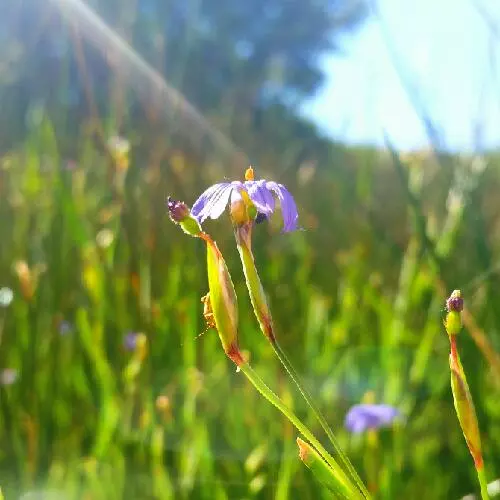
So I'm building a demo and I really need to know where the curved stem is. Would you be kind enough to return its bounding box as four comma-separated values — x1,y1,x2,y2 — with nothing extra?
273,341,370,499
234,228,369,498
239,362,365,500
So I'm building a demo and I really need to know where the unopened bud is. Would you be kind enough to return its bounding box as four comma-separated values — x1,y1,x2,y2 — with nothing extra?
450,356,483,468
446,289,464,313
297,438,356,498
167,197,202,236
234,226,275,343
204,234,243,365
167,197,189,222
445,290,463,336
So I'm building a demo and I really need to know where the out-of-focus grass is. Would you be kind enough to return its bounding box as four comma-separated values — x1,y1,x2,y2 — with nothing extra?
2,4,500,499
1,117,500,500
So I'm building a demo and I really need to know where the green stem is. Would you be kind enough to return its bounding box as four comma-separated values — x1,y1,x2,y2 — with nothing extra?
235,228,369,498
273,341,370,499
238,362,365,500
477,466,490,500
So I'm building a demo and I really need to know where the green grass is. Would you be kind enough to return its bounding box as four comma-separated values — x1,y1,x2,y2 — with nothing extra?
0,118,499,499
2,6,500,494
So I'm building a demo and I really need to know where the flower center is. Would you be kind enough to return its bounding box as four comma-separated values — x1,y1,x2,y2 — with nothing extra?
244,166,254,181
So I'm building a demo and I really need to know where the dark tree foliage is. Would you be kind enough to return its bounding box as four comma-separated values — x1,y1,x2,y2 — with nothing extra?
0,0,366,156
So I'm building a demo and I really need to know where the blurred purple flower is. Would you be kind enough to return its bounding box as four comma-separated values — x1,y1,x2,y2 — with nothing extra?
1,368,18,386
191,172,299,232
58,321,73,336
345,404,399,433
123,332,138,351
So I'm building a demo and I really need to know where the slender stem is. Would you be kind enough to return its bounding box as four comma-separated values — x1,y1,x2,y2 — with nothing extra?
273,341,370,500
238,362,365,500
477,465,490,500
235,228,369,498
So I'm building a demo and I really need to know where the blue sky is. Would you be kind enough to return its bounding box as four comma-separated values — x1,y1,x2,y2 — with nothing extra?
304,0,500,152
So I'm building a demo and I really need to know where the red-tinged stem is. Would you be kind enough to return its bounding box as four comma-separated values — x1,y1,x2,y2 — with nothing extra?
227,342,245,366
450,334,459,367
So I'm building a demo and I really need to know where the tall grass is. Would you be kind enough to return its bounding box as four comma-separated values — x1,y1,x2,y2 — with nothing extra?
2,3,500,499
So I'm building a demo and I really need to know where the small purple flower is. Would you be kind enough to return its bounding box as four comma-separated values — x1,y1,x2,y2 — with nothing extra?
58,321,73,336
123,332,138,351
1,368,18,386
190,167,299,232
345,404,399,433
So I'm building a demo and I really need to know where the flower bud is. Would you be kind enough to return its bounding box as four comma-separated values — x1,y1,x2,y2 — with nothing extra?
167,197,189,222
297,438,357,498
203,234,244,365
445,289,463,336
234,226,275,343
446,289,464,313
450,354,483,468
167,197,202,236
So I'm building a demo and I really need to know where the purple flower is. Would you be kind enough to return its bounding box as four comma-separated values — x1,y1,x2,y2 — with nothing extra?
58,321,73,336
190,168,299,232
345,404,399,433
123,332,138,351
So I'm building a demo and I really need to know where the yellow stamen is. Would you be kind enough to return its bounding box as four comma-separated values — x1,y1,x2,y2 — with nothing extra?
245,166,254,181
241,190,251,205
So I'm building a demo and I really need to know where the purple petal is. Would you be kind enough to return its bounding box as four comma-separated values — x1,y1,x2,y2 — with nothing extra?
345,404,399,433
265,181,299,232
123,332,138,351
191,183,234,223
245,180,275,216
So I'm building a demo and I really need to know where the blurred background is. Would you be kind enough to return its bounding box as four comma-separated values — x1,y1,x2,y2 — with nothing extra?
1,0,500,498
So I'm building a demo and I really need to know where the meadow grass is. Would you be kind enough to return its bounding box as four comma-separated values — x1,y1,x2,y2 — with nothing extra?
1,118,499,499
1,3,500,496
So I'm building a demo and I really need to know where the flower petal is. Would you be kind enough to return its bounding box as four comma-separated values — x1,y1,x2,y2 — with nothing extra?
245,180,275,216
345,404,399,433
191,183,234,223
265,181,299,232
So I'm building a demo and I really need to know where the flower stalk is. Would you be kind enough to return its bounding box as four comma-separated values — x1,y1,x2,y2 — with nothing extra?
168,175,368,498
234,219,369,499
238,361,364,500
445,290,489,500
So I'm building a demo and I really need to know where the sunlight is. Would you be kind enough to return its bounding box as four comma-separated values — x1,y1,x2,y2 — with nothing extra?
48,0,246,164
